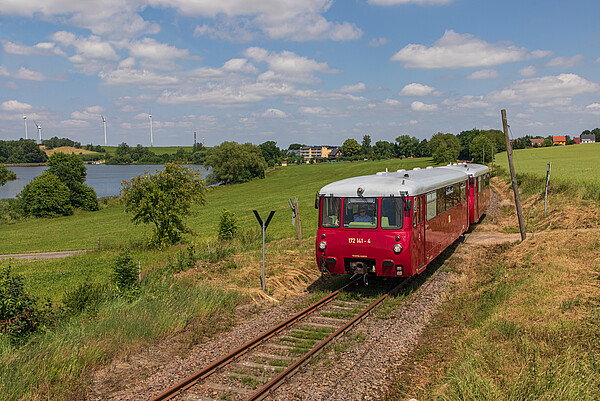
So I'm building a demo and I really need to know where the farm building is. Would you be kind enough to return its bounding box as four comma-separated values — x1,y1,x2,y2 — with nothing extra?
553,136,566,146
580,133,596,143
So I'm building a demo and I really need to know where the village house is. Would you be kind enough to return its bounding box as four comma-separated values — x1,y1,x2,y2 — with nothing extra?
580,133,596,143
552,135,566,146
531,138,544,147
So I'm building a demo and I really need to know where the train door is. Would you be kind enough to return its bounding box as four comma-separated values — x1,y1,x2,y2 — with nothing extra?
471,176,478,222
412,195,425,271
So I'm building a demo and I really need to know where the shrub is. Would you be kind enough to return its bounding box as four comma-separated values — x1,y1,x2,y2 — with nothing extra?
62,282,107,315
69,182,99,211
18,172,73,217
0,262,54,341
218,209,238,240
0,164,16,186
111,250,139,295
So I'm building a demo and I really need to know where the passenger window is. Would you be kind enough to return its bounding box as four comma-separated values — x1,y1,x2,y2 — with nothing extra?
381,198,403,229
460,181,466,202
426,191,436,221
321,197,341,228
413,197,421,227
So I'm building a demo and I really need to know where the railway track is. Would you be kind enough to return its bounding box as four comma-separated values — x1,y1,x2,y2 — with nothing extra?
148,277,410,401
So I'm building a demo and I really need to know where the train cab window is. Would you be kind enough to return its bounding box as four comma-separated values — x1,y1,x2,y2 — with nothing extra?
343,198,377,229
460,181,467,203
478,176,483,193
381,198,403,229
321,197,341,228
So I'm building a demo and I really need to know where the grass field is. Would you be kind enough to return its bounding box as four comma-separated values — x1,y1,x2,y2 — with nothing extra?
495,142,600,182
0,158,430,254
2,154,600,400
103,145,194,156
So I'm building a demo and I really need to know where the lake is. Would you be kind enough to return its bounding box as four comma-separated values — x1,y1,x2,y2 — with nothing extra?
0,164,208,199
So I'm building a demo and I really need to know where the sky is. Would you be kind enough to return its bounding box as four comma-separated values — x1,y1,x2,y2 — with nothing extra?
0,0,599,148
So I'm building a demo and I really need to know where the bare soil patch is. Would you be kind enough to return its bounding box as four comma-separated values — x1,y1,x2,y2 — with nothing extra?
41,146,100,155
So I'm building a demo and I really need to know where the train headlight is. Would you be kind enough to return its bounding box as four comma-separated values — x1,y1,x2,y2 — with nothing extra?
393,244,402,254
319,241,327,251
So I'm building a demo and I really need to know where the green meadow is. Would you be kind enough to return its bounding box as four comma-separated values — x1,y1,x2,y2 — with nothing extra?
1,158,429,255
495,142,600,182
103,145,194,156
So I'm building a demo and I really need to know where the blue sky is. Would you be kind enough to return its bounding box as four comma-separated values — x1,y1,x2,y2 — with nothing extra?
0,0,599,148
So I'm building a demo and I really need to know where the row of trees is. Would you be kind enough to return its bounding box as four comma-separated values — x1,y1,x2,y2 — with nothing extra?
0,139,47,164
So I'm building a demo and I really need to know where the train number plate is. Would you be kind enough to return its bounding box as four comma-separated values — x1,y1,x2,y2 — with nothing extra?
348,237,371,244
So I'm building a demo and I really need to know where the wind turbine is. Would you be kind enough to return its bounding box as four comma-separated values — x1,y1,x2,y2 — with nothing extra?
33,120,42,144
24,115,28,140
148,113,153,147
101,115,107,146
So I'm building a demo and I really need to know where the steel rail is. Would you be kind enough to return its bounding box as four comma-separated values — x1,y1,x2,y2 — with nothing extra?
148,278,360,401
245,278,410,401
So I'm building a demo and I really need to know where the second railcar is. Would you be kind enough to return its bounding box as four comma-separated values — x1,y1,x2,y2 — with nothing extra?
316,164,489,280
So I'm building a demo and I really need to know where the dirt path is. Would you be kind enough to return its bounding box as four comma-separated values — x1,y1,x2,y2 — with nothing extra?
0,249,93,260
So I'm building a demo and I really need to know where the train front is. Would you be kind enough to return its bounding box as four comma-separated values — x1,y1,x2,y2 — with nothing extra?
315,173,414,280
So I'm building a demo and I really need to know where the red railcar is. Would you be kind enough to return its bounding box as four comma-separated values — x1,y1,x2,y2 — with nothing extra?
441,163,490,224
315,163,490,280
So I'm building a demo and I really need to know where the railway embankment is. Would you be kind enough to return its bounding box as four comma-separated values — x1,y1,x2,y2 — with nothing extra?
385,177,600,400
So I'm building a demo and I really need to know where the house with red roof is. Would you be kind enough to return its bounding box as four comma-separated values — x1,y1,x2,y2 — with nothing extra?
553,136,566,146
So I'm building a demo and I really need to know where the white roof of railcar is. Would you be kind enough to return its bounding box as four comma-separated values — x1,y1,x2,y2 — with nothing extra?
440,163,489,177
318,166,470,198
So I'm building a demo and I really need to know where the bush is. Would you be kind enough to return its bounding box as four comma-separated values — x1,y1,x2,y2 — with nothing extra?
0,164,16,186
0,263,54,341
111,250,139,295
69,182,99,211
218,209,238,240
18,172,73,217
62,282,107,316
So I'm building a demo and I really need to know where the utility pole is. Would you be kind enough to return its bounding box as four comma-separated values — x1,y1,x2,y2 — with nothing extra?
501,109,526,241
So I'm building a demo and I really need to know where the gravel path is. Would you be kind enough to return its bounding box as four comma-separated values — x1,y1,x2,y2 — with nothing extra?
0,249,93,259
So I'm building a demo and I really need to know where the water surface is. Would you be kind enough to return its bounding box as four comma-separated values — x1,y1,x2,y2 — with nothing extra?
0,164,207,199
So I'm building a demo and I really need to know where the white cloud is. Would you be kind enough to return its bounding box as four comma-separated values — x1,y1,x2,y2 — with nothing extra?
519,66,537,77
60,119,89,128
585,103,600,113
368,37,389,47
99,68,180,86
128,38,189,60
489,74,600,103
157,81,294,106
2,40,65,56
261,108,288,118
338,82,366,93
1,100,32,111
71,106,105,120
442,96,488,109
411,101,437,111
467,69,499,80
245,47,336,84
391,30,549,69
0,67,9,77
384,99,401,106
52,31,119,60
222,58,258,74
400,83,435,96
546,55,585,68
14,67,47,81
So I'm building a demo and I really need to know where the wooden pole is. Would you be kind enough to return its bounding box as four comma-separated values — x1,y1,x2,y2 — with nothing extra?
501,109,526,241
294,198,302,246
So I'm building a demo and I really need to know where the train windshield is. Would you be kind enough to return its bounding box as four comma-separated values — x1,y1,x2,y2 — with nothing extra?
321,197,341,228
343,198,377,229
381,198,403,229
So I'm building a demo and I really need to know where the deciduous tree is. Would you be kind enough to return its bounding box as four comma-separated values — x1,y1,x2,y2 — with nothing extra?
0,164,16,186
428,133,461,164
341,138,361,158
47,152,98,211
205,141,266,185
121,163,206,247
